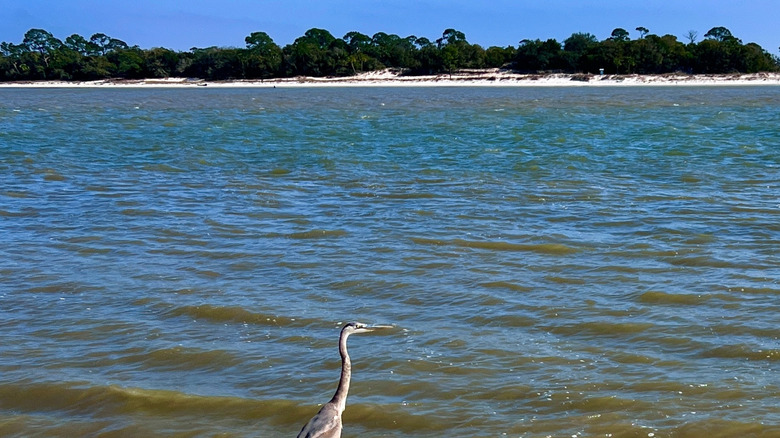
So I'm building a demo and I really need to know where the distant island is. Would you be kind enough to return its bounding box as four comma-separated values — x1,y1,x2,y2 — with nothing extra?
1,26,778,83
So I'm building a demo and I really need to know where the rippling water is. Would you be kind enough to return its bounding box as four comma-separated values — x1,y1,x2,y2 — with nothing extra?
1,86,779,437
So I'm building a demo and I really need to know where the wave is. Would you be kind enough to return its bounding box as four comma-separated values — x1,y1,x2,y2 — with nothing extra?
95,346,245,372
411,237,578,254
0,208,38,217
163,304,319,328
0,380,444,435
546,321,654,337
478,281,532,292
286,229,348,239
0,380,299,425
638,290,711,305
701,344,780,361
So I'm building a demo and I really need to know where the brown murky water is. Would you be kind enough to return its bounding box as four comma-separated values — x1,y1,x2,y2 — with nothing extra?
1,87,779,437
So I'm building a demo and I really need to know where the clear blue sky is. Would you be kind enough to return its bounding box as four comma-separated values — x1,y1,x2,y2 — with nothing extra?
1,0,778,52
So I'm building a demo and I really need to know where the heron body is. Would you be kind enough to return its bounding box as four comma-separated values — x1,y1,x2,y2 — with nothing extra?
296,322,391,438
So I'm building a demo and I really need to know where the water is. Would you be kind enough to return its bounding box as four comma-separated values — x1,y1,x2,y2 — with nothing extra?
1,86,779,437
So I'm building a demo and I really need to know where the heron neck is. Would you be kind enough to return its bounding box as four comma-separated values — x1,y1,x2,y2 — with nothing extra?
330,331,351,413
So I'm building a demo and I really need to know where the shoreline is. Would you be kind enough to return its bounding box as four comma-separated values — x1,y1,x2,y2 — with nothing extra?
2,69,780,88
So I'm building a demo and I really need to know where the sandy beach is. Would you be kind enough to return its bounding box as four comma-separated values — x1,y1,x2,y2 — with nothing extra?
2,69,780,88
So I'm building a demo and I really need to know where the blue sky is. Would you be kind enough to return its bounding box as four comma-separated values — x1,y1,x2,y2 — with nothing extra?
1,0,778,52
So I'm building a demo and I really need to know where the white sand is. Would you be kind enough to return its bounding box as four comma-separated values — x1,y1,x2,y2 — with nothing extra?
2,69,780,88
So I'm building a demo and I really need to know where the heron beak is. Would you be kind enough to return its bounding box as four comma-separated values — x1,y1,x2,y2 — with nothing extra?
353,324,394,334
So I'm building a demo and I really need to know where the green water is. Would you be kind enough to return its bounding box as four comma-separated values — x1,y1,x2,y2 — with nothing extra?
1,86,779,437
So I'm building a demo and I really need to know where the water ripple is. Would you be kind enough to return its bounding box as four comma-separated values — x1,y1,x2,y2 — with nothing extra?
2,87,780,436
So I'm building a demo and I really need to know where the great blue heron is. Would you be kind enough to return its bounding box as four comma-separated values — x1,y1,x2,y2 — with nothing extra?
296,322,392,438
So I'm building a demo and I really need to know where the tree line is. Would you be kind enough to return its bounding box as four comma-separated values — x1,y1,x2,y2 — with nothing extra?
1,26,777,82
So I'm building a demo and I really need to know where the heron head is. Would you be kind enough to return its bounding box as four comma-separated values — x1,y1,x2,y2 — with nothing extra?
342,322,394,335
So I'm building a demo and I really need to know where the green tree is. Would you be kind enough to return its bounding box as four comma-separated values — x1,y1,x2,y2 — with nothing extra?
186,47,243,79
108,47,146,78
0,41,27,78
704,26,735,42
90,33,128,56
23,28,62,70
343,31,372,53
283,28,341,76
437,28,466,47
655,34,691,72
440,45,460,75
243,31,282,78
586,39,626,73
563,32,597,72
631,36,664,73
2,25,778,82
414,37,433,49
610,28,630,42
0,52,9,79
144,47,180,77
515,38,563,72
64,34,97,56
76,55,114,79
303,28,336,48
342,31,381,74
485,46,515,68
326,38,352,75
435,28,476,75
694,37,739,73
47,44,83,80
412,38,441,74
367,32,416,68
738,43,777,72
58,33,115,80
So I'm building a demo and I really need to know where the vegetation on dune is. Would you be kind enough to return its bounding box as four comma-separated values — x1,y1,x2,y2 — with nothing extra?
1,26,777,82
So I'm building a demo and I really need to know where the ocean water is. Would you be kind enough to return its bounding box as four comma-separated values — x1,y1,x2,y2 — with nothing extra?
1,86,779,437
